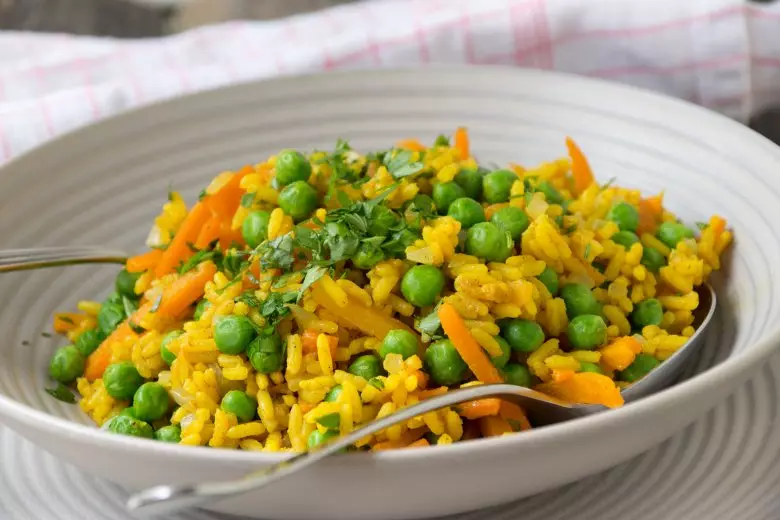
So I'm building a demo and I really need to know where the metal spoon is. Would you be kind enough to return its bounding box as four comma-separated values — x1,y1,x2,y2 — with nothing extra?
0,247,715,515
127,284,716,516
0,246,127,272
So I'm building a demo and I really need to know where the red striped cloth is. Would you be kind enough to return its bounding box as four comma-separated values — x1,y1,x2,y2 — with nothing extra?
0,0,778,162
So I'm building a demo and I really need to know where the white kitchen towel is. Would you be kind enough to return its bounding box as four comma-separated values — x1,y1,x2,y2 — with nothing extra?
0,0,779,163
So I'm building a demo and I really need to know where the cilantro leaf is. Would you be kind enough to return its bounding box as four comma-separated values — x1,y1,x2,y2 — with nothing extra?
416,305,443,337
236,291,261,308
121,295,138,318
240,192,256,208
258,234,295,271
298,265,328,301
434,135,450,147
384,149,424,179
696,221,708,230
46,383,76,404
179,249,220,274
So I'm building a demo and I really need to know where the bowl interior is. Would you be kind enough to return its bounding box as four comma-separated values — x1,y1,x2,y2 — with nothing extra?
0,67,777,434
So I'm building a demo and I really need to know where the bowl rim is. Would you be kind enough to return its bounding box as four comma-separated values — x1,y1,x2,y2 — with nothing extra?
0,64,778,465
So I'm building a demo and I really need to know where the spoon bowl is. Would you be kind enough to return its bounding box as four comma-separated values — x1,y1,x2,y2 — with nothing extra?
126,284,717,515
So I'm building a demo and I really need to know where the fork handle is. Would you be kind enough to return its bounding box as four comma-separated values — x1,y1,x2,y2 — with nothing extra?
0,247,128,273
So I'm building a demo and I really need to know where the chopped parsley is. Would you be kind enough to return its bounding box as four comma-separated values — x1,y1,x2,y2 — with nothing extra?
46,383,76,403
384,149,424,179
240,192,256,208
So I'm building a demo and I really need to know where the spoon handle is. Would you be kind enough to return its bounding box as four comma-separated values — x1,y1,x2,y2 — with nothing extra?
0,247,127,273
126,384,575,516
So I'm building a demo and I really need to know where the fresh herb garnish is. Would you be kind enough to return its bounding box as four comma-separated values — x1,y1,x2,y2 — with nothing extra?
298,265,329,301
41,332,52,338
384,149,424,179
240,192,256,208
178,249,220,274
584,243,592,260
259,291,298,328
121,295,138,318
46,383,76,403
58,316,74,325
368,377,385,390
150,293,163,313
198,189,208,200
416,305,443,338
258,234,295,271
696,221,708,230
601,177,617,190
236,291,261,308
434,135,450,147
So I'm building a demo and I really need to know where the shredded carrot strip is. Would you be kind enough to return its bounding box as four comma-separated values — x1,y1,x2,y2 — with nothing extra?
600,336,642,371
416,387,449,400
458,398,502,420
194,214,222,250
396,138,427,152
637,192,664,235
205,165,253,219
479,416,513,437
499,402,531,431
301,329,338,354
535,372,624,408
454,127,469,159
710,215,726,237
551,369,576,383
218,219,245,250
438,302,503,384
85,301,153,380
156,260,217,318
565,137,595,195
484,203,509,220
52,313,85,334
154,201,211,278
407,438,430,448
126,249,163,274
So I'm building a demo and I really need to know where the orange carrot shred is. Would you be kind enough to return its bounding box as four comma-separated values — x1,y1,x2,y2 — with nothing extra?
407,438,430,448
454,127,469,159
551,369,576,383
458,398,502,420
52,313,83,334
710,215,726,237
499,402,531,431
126,249,163,274
565,137,595,195
396,138,427,152
637,192,664,235
156,260,217,318
301,329,338,355
194,214,222,250
479,416,513,437
85,300,154,380
154,201,211,278
438,302,503,384
416,386,449,400
535,372,624,409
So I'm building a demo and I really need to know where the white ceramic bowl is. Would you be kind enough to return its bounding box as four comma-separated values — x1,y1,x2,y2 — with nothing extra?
0,67,778,520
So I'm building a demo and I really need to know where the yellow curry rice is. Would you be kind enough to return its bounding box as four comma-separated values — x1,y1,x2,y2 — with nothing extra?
47,129,732,451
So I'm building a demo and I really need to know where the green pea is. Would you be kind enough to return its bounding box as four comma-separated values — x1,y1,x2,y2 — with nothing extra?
316,413,341,431
611,230,640,249
242,210,271,248
75,328,104,358
97,302,126,337
434,135,450,147
454,167,484,200
48,345,84,383
247,332,284,374
424,339,468,386
154,424,182,443
119,407,137,418
275,149,312,185
278,180,318,222
656,222,694,249
103,361,144,400
482,169,518,203
133,382,169,422
433,182,466,214
221,390,258,422
380,329,419,360
489,336,511,368
352,243,385,270
307,429,338,450
160,330,182,366
579,362,603,375
447,197,485,228
108,415,154,439
465,222,513,262
631,298,663,328
536,266,559,296
566,314,607,350
560,283,602,319
193,299,211,321
490,206,530,241
368,205,400,236
500,319,545,353
606,202,640,232
618,353,660,382
115,269,141,299
401,265,445,307
348,355,383,380
503,363,532,387
214,315,257,355
535,181,564,205
641,247,666,273
324,385,343,402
